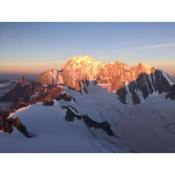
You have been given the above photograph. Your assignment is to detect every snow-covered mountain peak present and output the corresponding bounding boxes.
[37,68,60,85]
[70,55,96,64]
[65,55,103,70]
[36,55,174,104]
[135,62,155,74]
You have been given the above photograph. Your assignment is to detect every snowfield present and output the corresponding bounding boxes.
[65,85,175,152]
[0,102,127,153]
[0,84,175,153]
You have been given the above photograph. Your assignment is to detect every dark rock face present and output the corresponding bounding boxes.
[64,107,114,136]
[0,110,9,118]
[137,73,150,99]
[43,101,54,106]
[0,111,32,138]
[56,93,74,102]
[0,114,13,133]
[82,115,114,136]
[166,84,175,100]
[117,86,127,104]
[116,70,172,104]
[154,70,171,93]
[131,90,140,104]
[65,80,90,94]
[8,117,32,138]
[65,107,81,121]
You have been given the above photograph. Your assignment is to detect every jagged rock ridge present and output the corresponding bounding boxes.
[37,55,174,104]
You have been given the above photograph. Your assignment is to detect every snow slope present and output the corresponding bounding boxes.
[64,84,175,153]
[0,83,175,153]
[0,100,126,153]
[116,94,175,153]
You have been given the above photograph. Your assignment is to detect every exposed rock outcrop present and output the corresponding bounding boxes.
[56,92,76,102]
[0,110,32,138]
[166,84,175,100]
[117,70,172,104]
[64,106,114,136]
[0,77,63,110]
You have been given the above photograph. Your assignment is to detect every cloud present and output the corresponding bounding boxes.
[132,43,175,51]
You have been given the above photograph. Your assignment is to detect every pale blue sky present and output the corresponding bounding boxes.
[0,22,175,74]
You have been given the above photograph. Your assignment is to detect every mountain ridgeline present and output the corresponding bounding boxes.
[37,55,174,104]
[0,55,175,140]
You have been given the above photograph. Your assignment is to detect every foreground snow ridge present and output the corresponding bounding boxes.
[0,102,126,153]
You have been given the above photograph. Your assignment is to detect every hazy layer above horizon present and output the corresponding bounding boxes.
[0,73,38,81]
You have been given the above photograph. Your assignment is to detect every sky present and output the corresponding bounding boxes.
[0,22,175,76]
